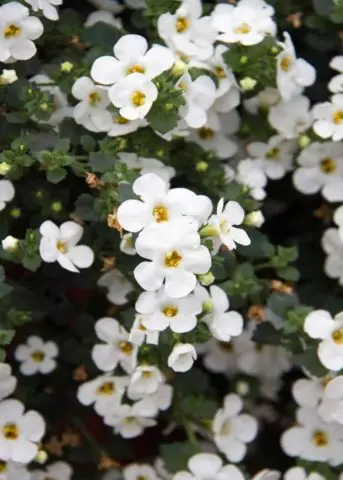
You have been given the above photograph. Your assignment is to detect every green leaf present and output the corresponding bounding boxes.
[74,194,98,222]
[181,396,218,419]
[90,153,115,173]
[0,282,13,299]
[22,254,41,272]
[267,292,299,318]
[81,135,96,152]
[0,329,15,346]
[118,182,135,202]
[173,368,209,395]
[83,24,121,52]
[161,443,199,474]
[237,230,275,259]
[295,347,327,377]
[0,349,5,362]
[277,266,300,281]
[46,167,67,184]
[252,322,281,345]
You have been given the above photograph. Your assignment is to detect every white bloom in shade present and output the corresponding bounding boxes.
[125,0,146,9]
[0,69,17,85]
[0,461,30,480]
[77,374,129,416]
[134,218,211,298]
[107,113,146,137]
[168,343,197,372]
[39,220,94,273]
[124,464,159,480]
[129,365,163,396]
[334,205,343,242]
[174,453,245,480]
[135,287,202,333]
[104,403,156,438]
[293,142,343,201]
[204,199,251,254]
[253,471,280,480]
[284,467,325,480]
[1,236,19,252]
[281,406,343,465]
[313,94,343,141]
[30,462,72,480]
[119,153,175,183]
[14,336,58,376]
[213,393,258,463]
[0,399,45,463]
[292,376,326,408]
[211,0,276,46]
[319,376,343,425]
[92,317,137,373]
[277,33,316,101]
[129,315,159,346]
[329,56,343,93]
[0,180,15,211]
[0,2,43,62]
[0,364,16,401]
[117,173,212,233]
[127,383,173,416]
[236,159,267,200]
[304,309,343,371]
[177,74,216,128]
[24,0,62,21]
[268,96,313,139]
[247,135,297,180]
[98,269,133,305]
[85,10,122,28]
[72,76,112,132]
[322,228,343,285]
[109,73,158,120]
[195,285,243,342]
[91,34,174,86]
[244,87,280,115]
[202,339,237,374]
[120,233,136,256]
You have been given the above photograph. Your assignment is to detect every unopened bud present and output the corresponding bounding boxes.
[171,59,187,77]
[10,207,21,218]
[61,61,74,73]
[245,210,265,228]
[200,224,218,237]
[196,161,208,172]
[0,69,17,85]
[299,134,310,149]
[199,272,215,286]
[0,162,11,175]
[240,77,257,91]
[240,56,248,64]
[1,235,19,252]
[51,201,63,213]
[202,300,214,314]
[35,449,48,464]
[40,102,48,111]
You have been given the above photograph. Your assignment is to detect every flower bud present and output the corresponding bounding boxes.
[61,61,74,73]
[196,161,208,172]
[0,162,11,175]
[35,449,48,464]
[0,69,17,85]
[245,210,265,228]
[1,235,19,252]
[171,59,187,77]
[199,272,215,287]
[299,134,311,149]
[240,77,257,91]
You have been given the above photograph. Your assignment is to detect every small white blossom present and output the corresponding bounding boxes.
[1,235,19,252]
[174,453,245,480]
[313,94,343,141]
[245,211,265,228]
[0,363,16,401]
[118,152,175,183]
[30,462,73,480]
[14,336,58,376]
[236,159,267,200]
[120,233,136,256]
[0,180,15,212]
[129,365,164,396]
[329,56,343,93]
[124,464,159,480]
[268,96,313,139]
[168,343,197,372]
[129,315,160,346]
[39,220,94,273]
[244,87,280,115]
[0,461,30,480]
[201,339,238,374]
[24,0,62,21]
[107,113,147,137]
[284,467,325,480]
[98,269,134,305]
[85,10,122,28]
[0,69,17,85]
[104,402,156,438]
[88,0,124,13]
[322,228,343,285]
[319,376,343,425]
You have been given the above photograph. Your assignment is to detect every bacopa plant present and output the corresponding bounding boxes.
[0,0,343,479]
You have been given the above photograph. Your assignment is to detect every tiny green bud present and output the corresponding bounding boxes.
[35,450,48,464]
[199,272,215,287]
[240,77,257,91]
[0,162,11,175]
[40,102,48,111]
[299,134,311,149]
[165,103,174,111]
[271,46,279,55]
[35,190,44,199]
[118,139,127,150]
[10,207,21,218]
[51,201,63,213]
[60,61,74,73]
[245,210,264,228]
[196,161,208,172]
[171,59,187,77]
[240,56,248,64]
[156,149,164,157]
[202,300,214,314]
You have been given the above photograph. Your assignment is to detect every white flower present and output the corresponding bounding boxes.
[204,198,251,254]
[281,406,343,465]
[0,69,17,85]
[85,10,122,28]
[313,94,343,141]
[135,287,202,333]
[30,462,73,480]
[195,285,243,342]
[120,233,136,256]
[24,0,62,21]
[211,0,276,46]
[173,453,245,480]
[304,309,343,371]
[14,336,58,376]
[292,377,326,408]
[177,74,216,128]
[0,180,15,211]
[168,343,197,372]
[72,76,112,132]
[118,153,175,183]
[319,376,343,425]
[1,235,19,252]
[124,464,159,480]
[284,467,325,480]
[202,339,237,374]
[98,269,134,305]
[77,374,129,416]
[104,403,156,438]
[236,159,267,200]
[92,317,137,373]
[117,173,212,233]
[0,364,16,401]
[0,2,43,62]
[329,56,343,93]
[109,73,158,120]
[39,220,94,273]
[253,471,280,480]
[244,87,280,115]
[107,113,147,137]
[129,365,163,396]
[88,0,124,13]
[213,393,258,463]
[127,383,173,416]
[334,205,343,241]
[268,96,313,139]
[0,399,45,463]
[129,315,160,346]
[276,33,316,101]
[134,218,211,298]
[91,34,174,85]
[322,228,343,285]
[0,461,30,480]
[247,135,297,180]
[293,142,343,201]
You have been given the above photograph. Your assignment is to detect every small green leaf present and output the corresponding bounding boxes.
[46,167,67,184]
[22,254,42,272]
[90,153,115,173]
[0,329,15,346]
[277,266,300,281]
[161,443,199,474]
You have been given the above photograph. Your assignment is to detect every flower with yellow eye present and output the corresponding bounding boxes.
[15,336,58,376]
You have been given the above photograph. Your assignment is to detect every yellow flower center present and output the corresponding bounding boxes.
[57,240,67,253]
[124,416,137,424]
[114,114,129,124]
[333,110,343,125]
[0,462,7,473]
[176,16,189,33]
[118,341,133,354]
[162,305,179,317]
[280,55,293,72]
[164,250,182,268]
[266,147,280,160]
[320,157,336,174]
[131,91,146,106]
[255,343,264,352]
[2,423,19,440]
[137,476,147,480]
[88,91,101,106]
[142,371,153,378]
[97,381,115,396]
[214,66,226,79]
[127,64,145,75]
[219,341,233,352]
[4,24,21,38]
[312,430,329,447]
[234,23,252,34]
[220,220,230,233]
[31,350,45,363]
[332,328,343,344]
[198,127,215,140]
[152,205,169,223]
